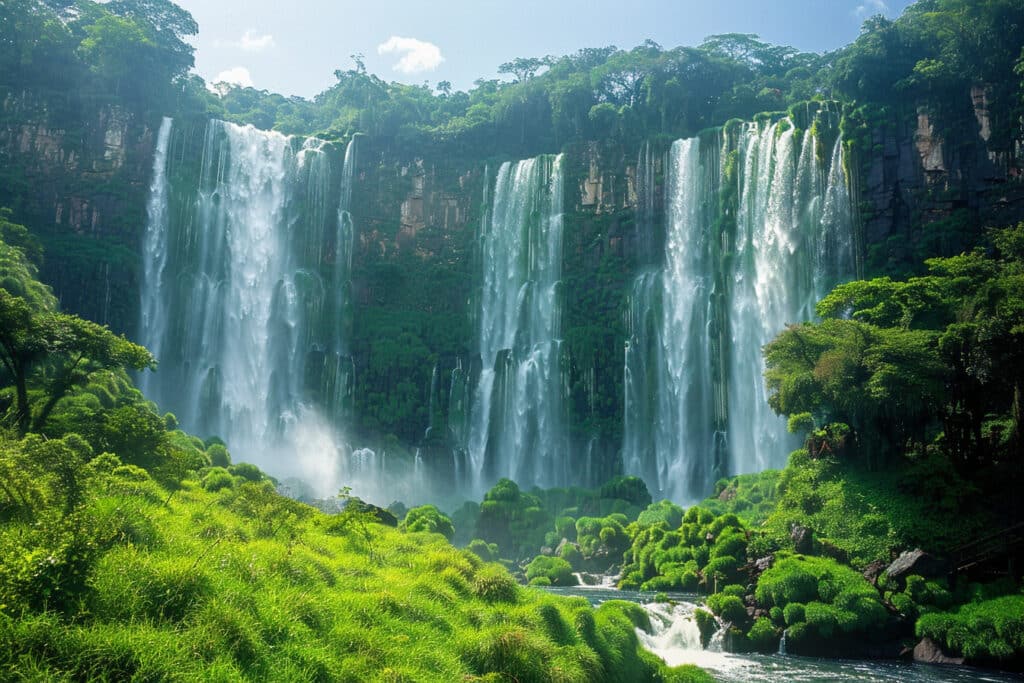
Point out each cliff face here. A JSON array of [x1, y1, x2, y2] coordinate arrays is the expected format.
[[0, 89, 156, 333], [2, 89, 1021, 464], [859, 86, 1024, 274]]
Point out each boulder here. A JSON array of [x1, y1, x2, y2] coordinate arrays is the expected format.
[[886, 549, 948, 584], [862, 559, 888, 586], [913, 637, 964, 665], [790, 524, 814, 554]]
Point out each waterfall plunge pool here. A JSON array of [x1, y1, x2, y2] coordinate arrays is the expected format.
[[541, 587, 1023, 682]]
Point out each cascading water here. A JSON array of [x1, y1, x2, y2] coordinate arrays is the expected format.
[[623, 138, 722, 501], [138, 116, 173, 401], [465, 154, 569, 496], [728, 118, 854, 476], [624, 109, 855, 501], [139, 120, 404, 502]]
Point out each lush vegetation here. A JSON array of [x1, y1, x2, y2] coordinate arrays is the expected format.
[[2, 0, 1024, 675], [0, 222, 715, 681]]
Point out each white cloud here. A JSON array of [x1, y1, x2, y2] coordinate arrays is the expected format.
[[212, 66, 254, 88], [213, 30, 276, 52], [854, 0, 890, 19], [238, 30, 275, 52], [377, 36, 444, 74]]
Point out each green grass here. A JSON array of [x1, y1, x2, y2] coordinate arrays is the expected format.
[[0, 459, 683, 681]]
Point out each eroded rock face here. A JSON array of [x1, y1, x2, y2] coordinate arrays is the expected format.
[[0, 90, 153, 333], [913, 637, 965, 665]]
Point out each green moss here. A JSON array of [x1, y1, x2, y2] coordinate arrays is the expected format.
[[916, 594, 1024, 662]]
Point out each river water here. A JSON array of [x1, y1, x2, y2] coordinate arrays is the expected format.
[[542, 587, 1022, 682]]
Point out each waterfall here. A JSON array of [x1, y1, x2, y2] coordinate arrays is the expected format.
[[139, 121, 386, 500], [466, 154, 569, 496], [623, 111, 855, 502], [138, 116, 173, 400], [638, 602, 747, 674]]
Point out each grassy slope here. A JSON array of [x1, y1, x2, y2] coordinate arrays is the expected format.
[[0, 461, 711, 682]]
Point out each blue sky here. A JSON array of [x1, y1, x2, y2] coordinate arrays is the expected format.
[[174, 0, 916, 98]]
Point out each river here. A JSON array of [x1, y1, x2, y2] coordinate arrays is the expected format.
[[542, 586, 1023, 682]]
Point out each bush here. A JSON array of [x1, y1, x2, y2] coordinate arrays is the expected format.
[[705, 594, 747, 625], [755, 556, 820, 606], [228, 463, 264, 482], [472, 565, 519, 603], [747, 616, 779, 653], [559, 542, 582, 567], [466, 538, 499, 562], [525, 556, 576, 587], [402, 505, 455, 540], [201, 467, 234, 492], [637, 500, 684, 528], [783, 602, 806, 625], [207, 443, 230, 468], [916, 594, 1024, 662], [694, 608, 718, 648]]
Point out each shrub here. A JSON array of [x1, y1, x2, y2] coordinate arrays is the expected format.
[[783, 602, 806, 625], [207, 443, 231, 468], [472, 565, 519, 603], [747, 616, 779, 653], [402, 505, 455, 540], [694, 608, 718, 648], [525, 556, 576, 587], [559, 543, 582, 567], [706, 594, 747, 625], [916, 594, 1024, 662], [466, 538, 499, 562], [228, 463, 264, 482], [755, 556, 820, 606], [637, 500, 684, 528], [201, 467, 234, 492]]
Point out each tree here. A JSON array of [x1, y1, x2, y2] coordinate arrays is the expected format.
[[498, 56, 550, 83], [0, 292, 155, 434], [106, 0, 196, 77]]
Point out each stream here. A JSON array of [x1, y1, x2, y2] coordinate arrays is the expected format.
[[543, 586, 1023, 682]]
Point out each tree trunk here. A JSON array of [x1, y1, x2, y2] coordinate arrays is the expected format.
[[14, 364, 29, 435]]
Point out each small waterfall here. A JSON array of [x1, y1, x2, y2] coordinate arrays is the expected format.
[[778, 627, 788, 656], [465, 154, 569, 497], [638, 601, 747, 673], [623, 110, 855, 501]]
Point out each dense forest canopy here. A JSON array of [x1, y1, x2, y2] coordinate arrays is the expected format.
[[2, 0, 1022, 158]]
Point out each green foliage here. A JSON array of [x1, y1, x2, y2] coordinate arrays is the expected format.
[[916, 594, 1024, 662], [768, 225, 1024, 472], [746, 616, 779, 653], [754, 554, 889, 654], [621, 507, 747, 594], [637, 500, 684, 528], [694, 608, 718, 648], [471, 564, 519, 603], [402, 504, 455, 540], [705, 593, 747, 625], [466, 538, 499, 562], [206, 443, 230, 468], [763, 446, 991, 566], [525, 555, 577, 587], [701, 471, 781, 526], [598, 476, 652, 508], [200, 467, 234, 493]]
